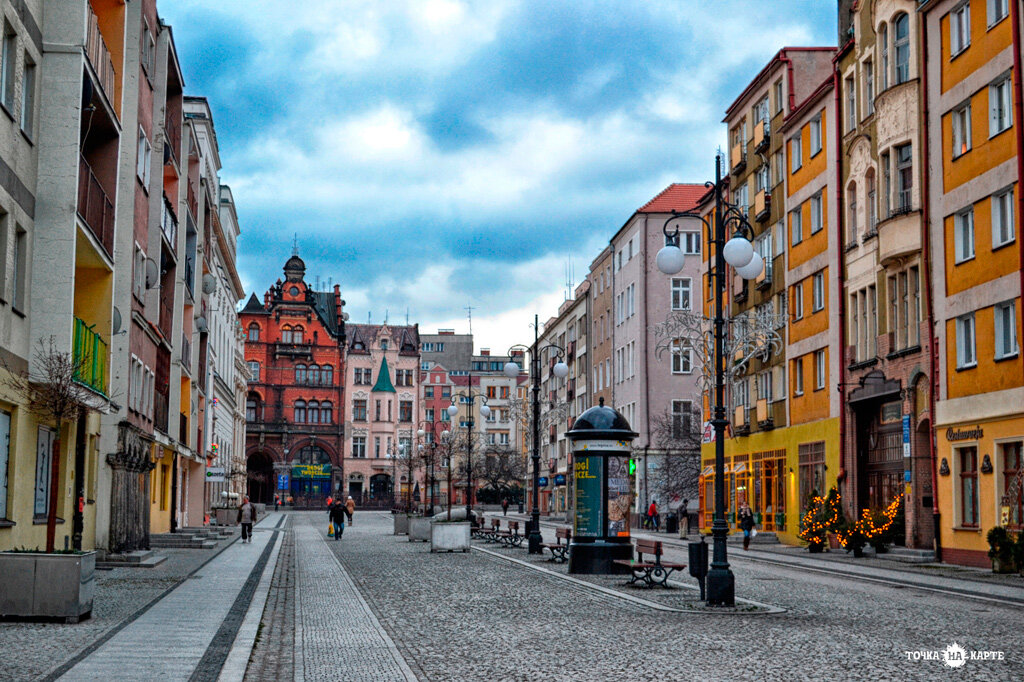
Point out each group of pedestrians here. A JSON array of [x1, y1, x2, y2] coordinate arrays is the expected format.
[[328, 495, 356, 540]]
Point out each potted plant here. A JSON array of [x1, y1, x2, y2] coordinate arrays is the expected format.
[[837, 518, 869, 558], [798, 488, 842, 553], [430, 519, 471, 552], [987, 526, 1017, 574]]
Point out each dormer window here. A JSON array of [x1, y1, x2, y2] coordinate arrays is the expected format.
[[380, 338, 389, 350], [354, 341, 365, 351]]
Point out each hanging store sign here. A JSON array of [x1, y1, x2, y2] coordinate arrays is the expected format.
[[277, 474, 290, 490], [554, 474, 567, 486], [205, 466, 225, 482], [538, 476, 549, 487]]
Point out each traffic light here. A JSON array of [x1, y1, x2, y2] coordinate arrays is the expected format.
[[628, 458, 636, 475]]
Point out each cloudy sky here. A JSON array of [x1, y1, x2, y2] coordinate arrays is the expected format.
[[161, 0, 837, 351]]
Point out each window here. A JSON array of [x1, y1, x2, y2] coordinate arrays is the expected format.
[[814, 350, 826, 390], [812, 272, 824, 312], [321, 401, 333, 424], [990, 75, 1013, 136], [442, 386, 451, 398], [995, 301, 1019, 359], [793, 282, 804, 320], [671, 339, 692, 374], [954, 207, 975, 263], [951, 3, 971, 56], [1002, 441, 1023, 528], [881, 151, 891, 216], [400, 400, 413, 422], [952, 102, 971, 158], [294, 364, 306, 384], [757, 371, 773, 402], [375, 399, 383, 421], [307, 401, 319, 424], [34, 427, 55, 516], [683, 231, 700, 254], [992, 187, 1015, 247], [790, 135, 802, 172], [500, 386, 510, 399], [375, 437, 382, 458], [20, 57, 34, 138], [894, 14, 910, 84], [137, 127, 151, 186], [989, 0, 1009, 26], [909, 267, 921, 347], [895, 144, 912, 212], [864, 60, 874, 115], [141, 21, 155, 76], [352, 437, 366, 458], [791, 208, 803, 246], [792, 357, 804, 396], [247, 324, 260, 342], [424, 385, 434, 398], [322, 365, 333, 385], [671, 278, 691, 311], [292, 327, 304, 344], [799, 442, 826, 508], [810, 192, 823, 234], [1, 23, 15, 112], [772, 152, 784, 186], [879, 23, 889, 90], [810, 115, 822, 155], [960, 447, 979, 527], [956, 312, 977, 368], [866, 170, 877, 232], [294, 400, 306, 423], [246, 397, 257, 422], [847, 184, 858, 244], [846, 75, 856, 132], [248, 361, 260, 382], [773, 79, 784, 113], [671, 400, 692, 439]]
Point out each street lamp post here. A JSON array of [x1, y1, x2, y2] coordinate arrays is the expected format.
[[504, 320, 569, 554], [655, 154, 763, 607], [448, 370, 490, 521], [417, 420, 448, 517]]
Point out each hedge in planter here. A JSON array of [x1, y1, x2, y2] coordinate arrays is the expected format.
[[987, 526, 1018, 574]]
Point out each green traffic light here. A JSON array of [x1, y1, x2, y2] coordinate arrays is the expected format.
[[628, 459, 636, 475]]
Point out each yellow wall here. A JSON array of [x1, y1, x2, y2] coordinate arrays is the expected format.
[[788, 111, 827, 197], [946, 299, 1024, 399], [790, 267, 829, 343], [150, 446, 174, 534], [943, 186, 1021, 296], [942, 87, 1016, 193], [789, 188, 829, 269], [789, 351, 830, 424], [940, 5, 1013, 94]]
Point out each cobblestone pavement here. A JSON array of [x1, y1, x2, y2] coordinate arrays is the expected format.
[[0, 531, 240, 681], [243, 525, 296, 682], [322, 511, 1024, 681]]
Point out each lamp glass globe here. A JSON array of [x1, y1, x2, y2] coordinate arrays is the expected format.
[[736, 251, 764, 280], [417, 429, 425, 437], [479, 404, 491, 418], [553, 361, 569, 378], [723, 236, 755, 268], [447, 403, 459, 417], [655, 245, 685, 275], [503, 361, 519, 378]]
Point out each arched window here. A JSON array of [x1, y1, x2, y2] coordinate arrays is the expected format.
[[295, 364, 306, 384], [847, 182, 858, 245], [380, 338, 388, 350], [281, 325, 293, 344], [294, 400, 306, 423], [247, 323, 260, 342], [321, 365, 333, 386], [292, 326, 304, 344], [246, 394, 260, 422], [307, 400, 320, 424], [298, 445, 330, 465], [321, 401, 333, 423], [894, 14, 909, 84], [308, 364, 320, 386], [879, 23, 889, 90]]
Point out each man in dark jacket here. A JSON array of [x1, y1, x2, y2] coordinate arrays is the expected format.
[[329, 500, 346, 540]]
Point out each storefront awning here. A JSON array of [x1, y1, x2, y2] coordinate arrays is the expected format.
[[733, 463, 748, 475], [699, 465, 714, 477]]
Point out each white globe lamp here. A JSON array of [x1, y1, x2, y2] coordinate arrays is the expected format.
[[656, 244, 685, 275], [552, 361, 569, 379], [447, 403, 459, 417], [503, 361, 520, 378], [736, 252, 764, 280], [479, 404, 491, 418], [723, 236, 755, 268]]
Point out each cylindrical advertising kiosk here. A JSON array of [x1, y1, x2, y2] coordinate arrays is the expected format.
[[566, 400, 637, 574]]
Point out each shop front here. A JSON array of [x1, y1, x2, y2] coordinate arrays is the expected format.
[[291, 463, 332, 506]]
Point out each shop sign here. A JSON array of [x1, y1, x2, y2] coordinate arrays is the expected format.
[[902, 415, 911, 459], [292, 464, 332, 478], [538, 476, 549, 487], [554, 474, 566, 486], [205, 466, 225, 482], [277, 474, 290, 490], [607, 455, 631, 538], [945, 426, 983, 442], [574, 455, 604, 538]]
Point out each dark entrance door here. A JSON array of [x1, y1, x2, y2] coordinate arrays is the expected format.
[[369, 474, 392, 503], [348, 481, 363, 503], [246, 452, 275, 504], [856, 401, 903, 511]]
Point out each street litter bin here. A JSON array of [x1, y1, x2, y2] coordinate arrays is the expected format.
[[689, 536, 709, 601], [665, 512, 678, 535]]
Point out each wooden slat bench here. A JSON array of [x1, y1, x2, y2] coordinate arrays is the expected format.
[[540, 527, 571, 562], [612, 538, 686, 588], [494, 520, 523, 548], [471, 517, 496, 540]]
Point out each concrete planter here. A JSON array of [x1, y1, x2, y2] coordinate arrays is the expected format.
[[0, 551, 96, 623], [431, 522, 471, 552], [214, 508, 239, 526], [408, 516, 432, 542], [394, 514, 411, 535]]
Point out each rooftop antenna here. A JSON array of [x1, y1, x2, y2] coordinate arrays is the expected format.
[[465, 303, 475, 335], [292, 233, 299, 256], [384, 308, 389, 324], [368, 311, 372, 324], [405, 307, 410, 326]]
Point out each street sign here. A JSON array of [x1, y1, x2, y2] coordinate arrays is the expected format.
[[554, 474, 566, 486], [277, 474, 290, 490], [902, 415, 911, 459], [205, 466, 225, 482], [701, 421, 714, 444]]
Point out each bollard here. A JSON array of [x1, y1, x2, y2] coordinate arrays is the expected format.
[[688, 536, 709, 601]]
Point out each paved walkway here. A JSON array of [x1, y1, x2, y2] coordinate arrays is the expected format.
[[56, 514, 284, 681]]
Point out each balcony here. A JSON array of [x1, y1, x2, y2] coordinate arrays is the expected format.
[[187, 181, 198, 220], [77, 155, 114, 256], [877, 207, 921, 266], [179, 413, 188, 445], [754, 121, 770, 153], [85, 6, 115, 102], [754, 190, 771, 222], [180, 333, 191, 373], [731, 141, 746, 175], [161, 196, 178, 247], [164, 115, 180, 166], [154, 390, 169, 435], [755, 258, 772, 290], [733, 405, 750, 436], [756, 398, 774, 430], [184, 256, 195, 299], [158, 295, 173, 340], [72, 317, 108, 395]]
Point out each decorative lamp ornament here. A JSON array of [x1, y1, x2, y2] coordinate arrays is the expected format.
[[479, 404, 491, 418], [655, 244, 685, 275], [553, 361, 569, 379], [723, 236, 755, 268], [417, 429, 425, 437], [735, 252, 764, 280], [447, 403, 459, 417], [441, 429, 450, 441], [503, 361, 520, 378]]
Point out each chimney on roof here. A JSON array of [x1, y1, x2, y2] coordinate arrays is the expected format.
[[439, 329, 454, 335], [480, 349, 490, 356]]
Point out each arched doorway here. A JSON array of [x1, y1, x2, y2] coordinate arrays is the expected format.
[[369, 473, 392, 505], [247, 452, 275, 505]]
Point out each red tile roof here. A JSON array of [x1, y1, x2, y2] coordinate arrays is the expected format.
[[638, 183, 707, 214]]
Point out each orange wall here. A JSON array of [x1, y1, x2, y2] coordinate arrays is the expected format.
[[92, 0, 126, 119], [789, 267, 829, 343], [789, 187, 828, 269], [942, 88, 1017, 193], [946, 300, 1024, 399], [789, 351, 829, 424], [940, 5, 1013, 94], [943, 185, 1021, 296], [788, 110, 828, 197]]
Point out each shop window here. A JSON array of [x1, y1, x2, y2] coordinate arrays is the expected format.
[[1002, 441, 1023, 529], [798, 441, 825, 511], [959, 446, 978, 527]]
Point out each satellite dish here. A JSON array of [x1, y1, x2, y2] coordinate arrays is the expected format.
[[112, 306, 123, 335], [145, 258, 159, 289], [196, 316, 209, 333], [202, 273, 217, 295], [341, 312, 350, 321]]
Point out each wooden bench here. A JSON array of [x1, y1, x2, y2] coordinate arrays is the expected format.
[[471, 517, 493, 539], [494, 520, 523, 548], [474, 518, 500, 542], [612, 538, 686, 588], [540, 527, 571, 563]]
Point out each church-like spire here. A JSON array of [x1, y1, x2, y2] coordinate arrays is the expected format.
[[371, 356, 396, 393]]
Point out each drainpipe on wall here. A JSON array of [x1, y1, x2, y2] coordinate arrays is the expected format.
[[920, 12, 941, 560], [643, 215, 651, 511], [832, 52, 849, 512]]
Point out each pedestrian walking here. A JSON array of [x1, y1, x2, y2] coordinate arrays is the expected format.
[[274, 494, 281, 512], [238, 495, 257, 543], [345, 495, 355, 526], [501, 497, 509, 516], [647, 499, 659, 532], [326, 495, 334, 508], [329, 500, 346, 540], [738, 500, 756, 550]]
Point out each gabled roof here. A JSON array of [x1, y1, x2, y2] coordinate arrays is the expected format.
[[638, 183, 706, 214], [312, 292, 341, 337], [242, 293, 267, 314], [371, 356, 396, 393]]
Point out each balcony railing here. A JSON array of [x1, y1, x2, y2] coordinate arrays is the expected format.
[[184, 256, 195, 298], [188, 181, 198, 220], [85, 7, 115, 102], [158, 295, 173, 339], [164, 115, 180, 166], [154, 391, 169, 434], [180, 333, 191, 372], [161, 195, 178, 246], [73, 317, 107, 395], [77, 155, 114, 256]]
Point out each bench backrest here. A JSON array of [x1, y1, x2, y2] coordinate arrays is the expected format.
[[491, 519, 500, 530], [555, 528, 571, 542], [508, 521, 518, 531], [636, 538, 663, 563]]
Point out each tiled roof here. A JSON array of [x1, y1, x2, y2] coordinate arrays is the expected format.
[[638, 183, 707, 214], [241, 293, 266, 314]]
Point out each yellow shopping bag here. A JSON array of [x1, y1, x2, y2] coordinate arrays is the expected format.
[[327, 523, 334, 537]]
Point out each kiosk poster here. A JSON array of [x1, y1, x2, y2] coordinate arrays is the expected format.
[[574, 455, 604, 537], [607, 455, 631, 537]]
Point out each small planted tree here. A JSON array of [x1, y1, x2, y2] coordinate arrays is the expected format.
[[798, 487, 843, 553]]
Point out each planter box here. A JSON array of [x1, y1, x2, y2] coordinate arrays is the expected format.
[[408, 516, 432, 542], [0, 551, 95, 623], [394, 514, 411, 535], [214, 508, 238, 526], [431, 522, 471, 552]]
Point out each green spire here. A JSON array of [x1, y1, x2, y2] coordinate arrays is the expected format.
[[371, 356, 396, 393]]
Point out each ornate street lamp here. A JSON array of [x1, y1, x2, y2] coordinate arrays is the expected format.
[[448, 371, 491, 521], [504, 318, 569, 554], [417, 420, 449, 517], [655, 154, 763, 607]]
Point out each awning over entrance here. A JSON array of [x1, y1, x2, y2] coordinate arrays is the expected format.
[[849, 370, 902, 404], [699, 465, 714, 478]]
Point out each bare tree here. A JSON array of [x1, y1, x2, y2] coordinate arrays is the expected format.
[[2, 338, 97, 552], [646, 402, 703, 514], [480, 446, 527, 499], [394, 441, 419, 511]]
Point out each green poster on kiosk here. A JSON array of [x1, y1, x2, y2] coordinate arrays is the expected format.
[[574, 455, 604, 537]]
